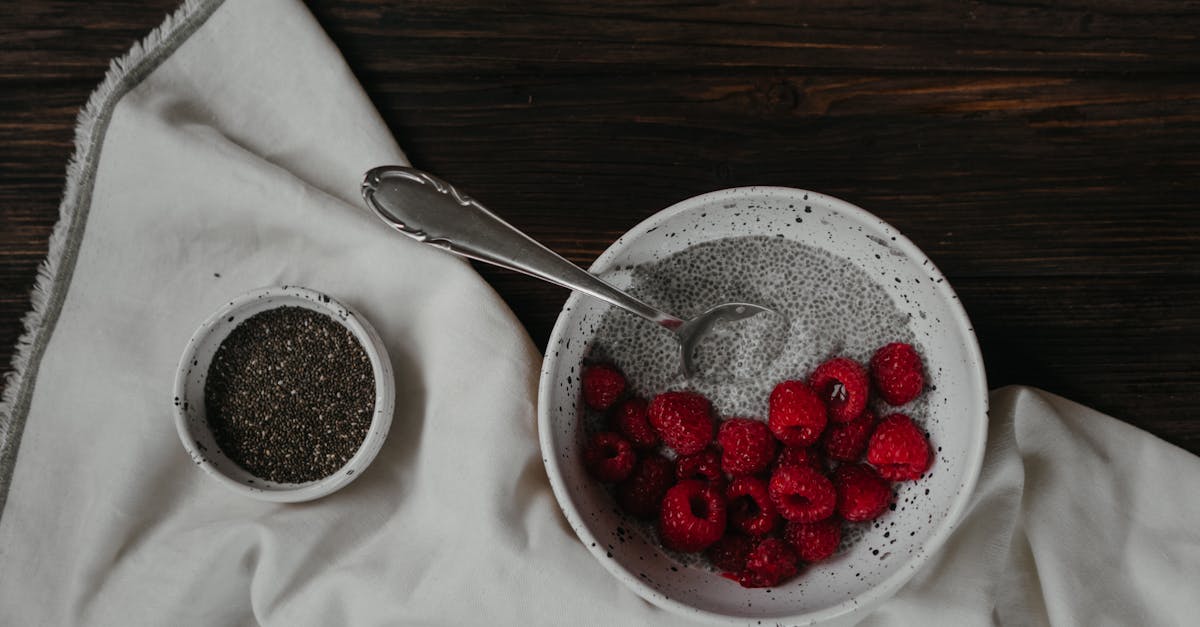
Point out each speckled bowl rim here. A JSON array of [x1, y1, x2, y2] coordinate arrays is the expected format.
[[537, 187, 988, 624], [173, 285, 395, 503]]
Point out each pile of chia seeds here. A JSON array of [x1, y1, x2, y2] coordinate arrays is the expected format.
[[204, 306, 375, 484]]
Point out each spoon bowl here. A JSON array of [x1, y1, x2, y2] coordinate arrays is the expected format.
[[675, 302, 781, 377]]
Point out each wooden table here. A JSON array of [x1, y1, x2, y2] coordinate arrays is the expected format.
[[2, 1, 1198, 451]]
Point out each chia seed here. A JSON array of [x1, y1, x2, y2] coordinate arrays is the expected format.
[[204, 306, 375, 483]]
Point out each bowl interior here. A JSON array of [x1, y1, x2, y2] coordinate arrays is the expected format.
[[538, 188, 987, 623], [174, 286, 394, 502]]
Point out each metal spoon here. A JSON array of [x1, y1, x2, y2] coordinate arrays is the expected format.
[[361, 165, 779, 377]]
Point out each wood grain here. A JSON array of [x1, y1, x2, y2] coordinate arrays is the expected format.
[[1, 1, 1198, 450]]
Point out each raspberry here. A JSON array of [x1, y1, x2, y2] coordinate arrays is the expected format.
[[737, 538, 798, 588], [582, 363, 626, 410], [725, 476, 779, 536], [583, 432, 636, 483], [648, 391, 715, 456], [867, 413, 932, 481], [774, 446, 824, 472], [809, 357, 869, 423], [869, 343, 925, 406], [675, 447, 723, 486], [613, 397, 658, 450], [617, 454, 675, 518], [768, 464, 836, 523], [658, 480, 727, 553], [706, 533, 756, 573], [768, 380, 828, 447], [833, 463, 891, 522], [784, 519, 842, 563], [717, 418, 777, 476], [823, 409, 876, 462]]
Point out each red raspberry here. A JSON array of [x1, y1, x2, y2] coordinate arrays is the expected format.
[[675, 447, 723, 486], [784, 519, 842, 563], [823, 410, 876, 462], [648, 391, 715, 456], [658, 480, 727, 553], [768, 464, 836, 523], [768, 380, 828, 447], [613, 397, 658, 450], [717, 418, 777, 476], [583, 432, 636, 483], [809, 357, 869, 423], [737, 538, 798, 588], [617, 454, 675, 518], [867, 413, 932, 481], [869, 343, 925, 406], [725, 476, 779, 536], [774, 446, 824, 472], [582, 363, 626, 410], [706, 533, 756, 573], [833, 463, 891, 522]]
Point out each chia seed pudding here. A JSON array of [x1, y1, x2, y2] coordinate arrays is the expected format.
[[584, 235, 929, 561], [204, 306, 375, 484], [589, 235, 921, 419]]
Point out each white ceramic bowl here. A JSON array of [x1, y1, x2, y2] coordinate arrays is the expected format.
[[173, 285, 394, 502], [538, 187, 987, 625]]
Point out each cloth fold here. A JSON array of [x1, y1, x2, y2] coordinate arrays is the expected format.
[[863, 387, 1200, 627], [1, 1, 1196, 625]]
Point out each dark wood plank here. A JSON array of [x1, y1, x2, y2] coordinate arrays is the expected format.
[[1, 0, 1198, 453], [314, 0, 1200, 75]]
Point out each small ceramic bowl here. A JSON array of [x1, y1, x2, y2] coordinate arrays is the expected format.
[[538, 187, 988, 625], [173, 285, 394, 502]]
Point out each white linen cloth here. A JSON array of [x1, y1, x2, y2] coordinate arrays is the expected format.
[[0, 1, 1196, 625]]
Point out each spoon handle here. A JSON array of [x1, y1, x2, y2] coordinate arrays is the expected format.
[[362, 166, 683, 329]]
